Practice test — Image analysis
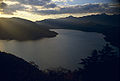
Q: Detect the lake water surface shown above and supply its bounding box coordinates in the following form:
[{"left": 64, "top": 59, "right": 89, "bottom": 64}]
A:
[{"left": 0, "top": 29, "right": 107, "bottom": 70}]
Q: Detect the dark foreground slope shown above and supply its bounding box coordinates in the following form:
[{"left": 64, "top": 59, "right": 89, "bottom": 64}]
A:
[
  {"left": 0, "top": 51, "right": 45, "bottom": 81},
  {"left": 37, "top": 14, "right": 120, "bottom": 49},
  {"left": 0, "top": 17, "right": 57, "bottom": 41}
]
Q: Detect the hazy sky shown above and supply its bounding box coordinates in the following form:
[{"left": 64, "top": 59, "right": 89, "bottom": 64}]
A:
[{"left": 0, "top": 0, "right": 119, "bottom": 21}]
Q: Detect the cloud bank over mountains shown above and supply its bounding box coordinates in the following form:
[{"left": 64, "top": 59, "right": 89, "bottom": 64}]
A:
[
  {"left": 34, "top": 3, "right": 120, "bottom": 15},
  {"left": 0, "top": 0, "right": 120, "bottom": 15}
]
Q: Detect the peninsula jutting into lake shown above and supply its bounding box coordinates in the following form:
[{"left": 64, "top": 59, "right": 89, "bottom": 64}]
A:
[{"left": 0, "top": 18, "right": 57, "bottom": 41}]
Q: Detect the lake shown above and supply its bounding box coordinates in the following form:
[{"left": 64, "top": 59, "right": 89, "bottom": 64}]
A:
[{"left": 0, "top": 29, "right": 108, "bottom": 70}]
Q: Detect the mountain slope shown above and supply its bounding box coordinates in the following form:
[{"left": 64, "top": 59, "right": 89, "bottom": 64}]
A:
[
  {"left": 37, "top": 14, "right": 120, "bottom": 29},
  {"left": 0, "top": 17, "right": 57, "bottom": 41},
  {"left": 0, "top": 51, "right": 45, "bottom": 81}
]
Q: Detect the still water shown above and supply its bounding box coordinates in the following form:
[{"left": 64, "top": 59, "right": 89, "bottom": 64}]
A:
[{"left": 0, "top": 29, "right": 107, "bottom": 70}]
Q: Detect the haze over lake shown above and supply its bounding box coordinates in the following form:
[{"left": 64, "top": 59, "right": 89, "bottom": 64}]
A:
[{"left": 0, "top": 29, "right": 108, "bottom": 70}]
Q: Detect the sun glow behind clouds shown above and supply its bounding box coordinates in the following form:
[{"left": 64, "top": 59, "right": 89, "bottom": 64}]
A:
[
  {"left": 1, "top": 0, "right": 94, "bottom": 21},
  {"left": 3, "top": 1, "right": 19, "bottom": 5},
  {"left": 0, "top": 10, "right": 99, "bottom": 21},
  {"left": 0, "top": 0, "right": 119, "bottom": 21}
]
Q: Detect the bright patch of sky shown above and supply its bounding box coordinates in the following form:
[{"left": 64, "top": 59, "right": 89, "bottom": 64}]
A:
[{"left": 52, "top": 0, "right": 115, "bottom": 5}]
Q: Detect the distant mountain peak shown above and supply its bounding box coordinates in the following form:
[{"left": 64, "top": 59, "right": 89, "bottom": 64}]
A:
[
  {"left": 100, "top": 13, "right": 107, "bottom": 16},
  {"left": 67, "top": 15, "right": 76, "bottom": 18}
]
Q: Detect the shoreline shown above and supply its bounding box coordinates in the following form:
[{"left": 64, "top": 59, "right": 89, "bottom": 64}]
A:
[
  {"left": 0, "top": 30, "right": 58, "bottom": 41},
  {"left": 51, "top": 28, "right": 120, "bottom": 51}
]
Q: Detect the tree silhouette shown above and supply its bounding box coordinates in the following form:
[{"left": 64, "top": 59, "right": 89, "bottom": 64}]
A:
[{"left": 79, "top": 44, "right": 120, "bottom": 81}]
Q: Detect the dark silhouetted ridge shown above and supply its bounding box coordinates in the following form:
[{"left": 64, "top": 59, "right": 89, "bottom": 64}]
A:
[
  {"left": 0, "top": 51, "right": 45, "bottom": 81},
  {"left": 0, "top": 17, "right": 57, "bottom": 41}
]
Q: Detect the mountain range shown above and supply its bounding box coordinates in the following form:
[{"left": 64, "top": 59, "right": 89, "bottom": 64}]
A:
[
  {"left": 0, "top": 14, "right": 119, "bottom": 49},
  {"left": 36, "top": 13, "right": 120, "bottom": 29},
  {"left": 36, "top": 14, "right": 120, "bottom": 49}
]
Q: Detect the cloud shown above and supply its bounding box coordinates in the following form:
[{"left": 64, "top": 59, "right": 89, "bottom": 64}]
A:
[
  {"left": 0, "top": 2, "right": 7, "bottom": 14},
  {"left": 32, "top": 3, "right": 120, "bottom": 15},
  {"left": 0, "top": 2, "right": 7, "bottom": 9},
  {"left": 4, "top": 4, "right": 26, "bottom": 14},
  {"left": 1, "top": 0, "right": 57, "bottom": 14},
  {"left": 1, "top": 2, "right": 27, "bottom": 14},
  {"left": 8, "top": 0, "right": 51, "bottom": 6},
  {"left": 52, "top": 0, "right": 73, "bottom": 3},
  {"left": 1, "top": 0, "right": 120, "bottom": 15},
  {"left": 0, "top": 0, "right": 3, "bottom": 2},
  {"left": 44, "top": 3, "right": 57, "bottom": 8},
  {"left": 10, "top": 0, "right": 58, "bottom": 8}
]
